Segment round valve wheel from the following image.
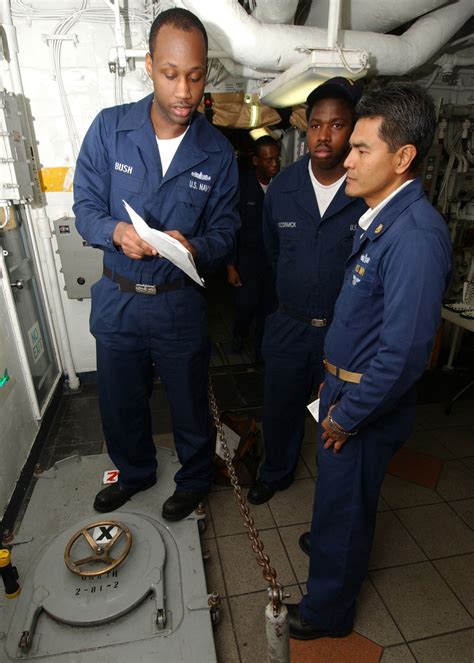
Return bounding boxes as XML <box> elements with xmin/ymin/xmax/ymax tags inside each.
<box><xmin>64</xmin><ymin>520</ymin><xmax>132</xmax><ymax>577</ymax></box>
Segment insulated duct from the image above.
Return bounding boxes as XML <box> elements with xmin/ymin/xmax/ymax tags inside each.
<box><xmin>175</xmin><ymin>0</ymin><xmax>473</xmax><ymax>76</ymax></box>
<box><xmin>305</xmin><ymin>0</ymin><xmax>454</xmax><ymax>34</ymax></box>
<box><xmin>252</xmin><ymin>0</ymin><xmax>298</xmax><ymax>25</ymax></box>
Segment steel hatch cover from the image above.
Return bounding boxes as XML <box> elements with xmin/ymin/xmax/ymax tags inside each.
<box><xmin>28</xmin><ymin>514</ymin><xmax>166</xmax><ymax>625</ymax></box>
<box><xmin>2</xmin><ymin>451</ymin><xmax>215</xmax><ymax>662</ymax></box>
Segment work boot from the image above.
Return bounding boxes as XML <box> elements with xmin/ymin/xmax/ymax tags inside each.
<box><xmin>93</xmin><ymin>477</ymin><xmax>156</xmax><ymax>512</ymax></box>
<box><xmin>247</xmin><ymin>480</ymin><xmax>275</xmax><ymax>505</ymax></box>
<box><xmin>287</xmin><ymin>604</ymin><xmax>352</xmax><ymax>640</ymax></box>
<box><xmin>298</xmin><ymin>531</ymin><xmax>310</xmax><ymax>556</ymax></box>
<box><xmin>162</xmin><ymin>490</ymin><xmax>206</xmax><ymax>521</ymax></box>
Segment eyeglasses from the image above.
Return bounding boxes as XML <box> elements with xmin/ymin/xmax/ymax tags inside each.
<box><xmin>261</xmin><ymin>156</ymin><xmax>281</xmax><ymax>164</ymax></box>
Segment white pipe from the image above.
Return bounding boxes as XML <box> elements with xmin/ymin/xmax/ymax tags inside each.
<box><xmin>35</xmin><ymin>208</ymin><xmax>80</xmax><ymax>390</ymax></box>
<box><xmin>21</xmin><ymin>202</ymin><xmax>63</xmax><ymax>387</ymax></box>
<box><xmin>0</xmin><ymin>0</ymin><xmax>80</xmax><ymax>391</ymax></box>
<box><xmin>327</xmin><ymin>0</ymin><xmax>342</xmax><ymax>49</ymax></box>
<box><xmin>103</xmin><ymin>0</ymin><xmax>126</xmax><ymax>72</ymax></box>
<box><xmin>305</xmin><ymin>0</ymin><xmax>451</xmax><ymax>33</ymax></box>
<box><xmin>436</xmin><ymin>54</ymin><xmax>474</xmax><ymax>68</ymax></box>
<box><xmin>252</xmin><ymin>0</ymin><xmax>298</xmax><ymax>25</ymax></box>
<box><xmin>220</xmin><ymin>58</ymin><xmax>277</xmax><ymax>80</ymax></box>
<box><xmin>176</xmin><ymin>0</ymin><xmax>473</xmax><ymax>75</ymax></box>
<box><xmin>108</xmin><ymin>47</ymin><xmax>230</xmax><ymax>63</ymax></box>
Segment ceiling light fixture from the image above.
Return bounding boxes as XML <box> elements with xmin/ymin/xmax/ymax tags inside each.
<box><xmin>259</xmin><ymin>48</ymin><xmax>369</xmax><ymax>108</ymax></box>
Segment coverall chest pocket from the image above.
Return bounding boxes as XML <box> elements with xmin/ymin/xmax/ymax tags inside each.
<box><xmin>111</xmin><ymin>170</ymin><xmax>144</xmax><ymax>194</ymax></box>
<box><xmin>277</xmin><ymin>224</ymin><xmax>300</xmax><ymax>248</ymax></box>
<box><xmin>169</xmin><ymin>184</ymin><xmax>208</xmax><ymax>234</ymax></box>
<box><xmin>277</xmin><ymin>225</ymin><xmax>301</xmax><ymax>269</ymax></box>
<box><xmin>176</xmin><ymin>182</ymin><xmax>210</xmax><ymax>208</ymax></box>
<box><xmin>334</xmin><ymin>265</ymin><xmax>376</xmax><ymax>327</ymax></box>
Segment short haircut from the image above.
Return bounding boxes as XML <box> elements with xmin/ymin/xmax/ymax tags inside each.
<box><xmin>355</xmin><ymin>82</ymin><xmax>436</xmax><ymax>171</ymax></box>
<box><xmin>253</xmin><ymin>136</ymin><xmax>280</xmax><ymax>156</ymax></box>
<box><xmin>148</xmin><ymin>8</ymin><xmax>208</xmax><ymax>57</ymax></box>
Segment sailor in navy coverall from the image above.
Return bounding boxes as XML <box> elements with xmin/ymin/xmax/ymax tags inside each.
<box><xmin>288</xmin><ymin>83</ymin><xmax>453</xmax><ymax>639</ymax></box>
<box><xmin>248</xmin><ymin>78</ymin><xmax>367</xmax><ymax>505</ymax></box>
<box><xmin>73</xmin><ymin>10</ymin><xmax>239</xmax><ymax>520</ymax></box>
<box><xmin>227</xmin><ymin>136</ymin><xmax>280</xmax><ymax>359</ymax></box>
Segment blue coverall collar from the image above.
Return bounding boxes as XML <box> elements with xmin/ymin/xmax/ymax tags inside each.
<box><xmin>115</xmin><ymin>94</ymin><xmax>221</xmax><ymax>185</ymax></box>
<box><xmin>280</xmin><ymin>154</ymin><xmax>358</xmax><ymax>222</ymax></box>
<box><xmin>350</xmin><ymin>178</ymin><xmax>424</xmax><ymax>257</ymax></box>
<box><xmin>364</xmin><ymin>178</ymin><xmax>424</xmax><ymax>242</ymax></box>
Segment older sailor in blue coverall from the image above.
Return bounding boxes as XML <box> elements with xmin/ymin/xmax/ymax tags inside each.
<box><xmin>287</xmin><ymin>83</ymin><xmax>453</xmax><ymax>640</ymax></box>
<box><xmin>73</xmin><ymin>9</ymin><xmax>239</xmax><ymax>521</ymax></box>
<box><xmin>227</xmin><ymin>136</ymin><xmax>280</xmax><ymax>361</ymax></box>
<box><xmin>248</xmin><ymin>78</ymin><xmax>367</xmax><ymax>505</ymax></box>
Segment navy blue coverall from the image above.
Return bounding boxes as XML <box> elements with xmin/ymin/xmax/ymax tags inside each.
<box><xmin>260</xmin><ymin>154</ymin><xmax>367</xmax><ymax>488</ymax></box>
<box><xmin>231</xmin><ymin>169</ymin><xmax>276</xmax><ymax>355</ymax></box>
<box><xmin>73</xmin><ymin>94</ymin><xmax>239</xmax><ymax>493</ymax></box>
<box><xmin>300</xmin><ymin>179</ymin><xmax>452</xmax><ymax>631</ymax></box>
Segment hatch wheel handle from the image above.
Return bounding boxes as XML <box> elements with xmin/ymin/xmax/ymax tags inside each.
<box><xmin>64</xmin><ymin>520</ymin><xmax>132</xmax><ymax>577</ymax></box>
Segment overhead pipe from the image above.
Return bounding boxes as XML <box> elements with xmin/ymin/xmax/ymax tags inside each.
<box><xmin>176</xmin><ymin>0</ymin><xmax>473</xmax><ymax>76</ymax></box>
<box><xmin>305</xmin><ymin>0</ymin><xmax>452</xmax><ymax>34</ymax></box>
<box><xmin>251</xmin><ymin>0</ymin><xmax>298</xmax><ymax>25</ymax></box>
<box><xmin>103</xmin><ymin>0</ymin><xmax>126</xmax><ymax>73</ymax></box>
<box><xmin>327</xmin><ymin>0</ymin><xmax>342</xmax><ymax>48</ymax></box>
<box><xmin>436</xmin><ymin>53</ymin><xmax>474</xmax><ymax>68</ymax></box>
<box><xmin>0</xmin><ymin>0</ymin><xmax>80</xmax><ymax>391</ymax></box>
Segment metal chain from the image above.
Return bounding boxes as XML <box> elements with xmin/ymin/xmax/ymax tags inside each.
<box><xmin>208</xmin><ymin>378</ymin><xmax>284</xmax><ymax>616</ymax></box>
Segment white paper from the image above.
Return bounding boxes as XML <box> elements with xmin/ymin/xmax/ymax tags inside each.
<box><xmin>307</xmin><ymin>397</ymin><xmax>320</xmax><ymax>422</ymax></box>
<box><xmin>215</xmin><ymin>423</ymin><xmax>241</xmax><ymax>461</ymax></box>
<box><xmin>122</xmin><ymin>199</ymin><xmax>205</xmax><ymax>287</ymax></box>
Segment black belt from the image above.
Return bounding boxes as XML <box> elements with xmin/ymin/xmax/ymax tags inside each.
<box><xmin>279</xmin><ymin>303</ymin><xmax>327</xmax><ymax>327</ymax></box>
<box><xmin>103</xmin><ymin>266</ymin><xmax>190</xmax><ymax>295</ymax></box>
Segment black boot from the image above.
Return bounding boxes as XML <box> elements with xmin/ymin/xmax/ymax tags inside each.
<box><xmin>287</xmin><ymin>604</ymin><xmax>352</xmax><ymax>640</ymax></box>
<box><xmin>298</xmin><ymin>531</ymin><xmax>310</xmax><ymax>556</ymax></box>
<box><xmin>162</xmin><ymin>491</ymin><xmax>206</xmax><ymax>521</ymax></box>
<box><xmin>93</xmin><ymin>477</ymin><xmax>156</xmax><ymax>512</ymax></box>
<box><xmin>247</xmin><ymin>480</ymin><xmax>276</xmax><ymax>505</ymax></box>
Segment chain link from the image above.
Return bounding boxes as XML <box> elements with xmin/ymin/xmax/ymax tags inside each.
<box><xmin>208</xmin><ymin>378</ymin><xmax>284</xmax><ymax>616</ymax></box>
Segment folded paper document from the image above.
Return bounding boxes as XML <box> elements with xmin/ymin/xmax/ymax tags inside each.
<box><xmin>307</xmin><ymin>397</ymin><xmax>320</xmax><ymax>423</ymax></box>
<box><xmin>123</xmin><ymin>199</ymin><xmax>205</xmax><ymax>287</ymax></box>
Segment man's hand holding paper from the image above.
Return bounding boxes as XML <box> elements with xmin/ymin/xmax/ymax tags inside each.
<box><xmin>113</xmin><ymin>221</ymin><xmax>158</xmax><ymax>259</ymax></box>
<box><xmin>122</xmin><ymin>200</ymin><xmax>204</xmax><ymax>286</ymax></box>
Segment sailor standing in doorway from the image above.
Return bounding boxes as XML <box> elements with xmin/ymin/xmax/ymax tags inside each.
<box><xmin>73</xmin><ymin>9</ymin><xmax>239</xmax><ymax>520</ymax></box>
<box><xmin>227</xmin><ymin>136</ymin><xmax>280</xmax><ymax>362</ymax></box>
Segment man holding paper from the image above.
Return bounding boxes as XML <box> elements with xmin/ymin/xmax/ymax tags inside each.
<box><xmin>73</xmin><ymin>8</ymin><xmax>239</xmax><ymax>520</ymax></box>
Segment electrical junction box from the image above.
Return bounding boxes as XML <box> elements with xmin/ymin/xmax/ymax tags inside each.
<box><xmin>1</xmin><ymin>449</ymin><xmax>218</xmax><ymax>662</ymax></box>
<box><xmin>53</xmin><ymin>217</ymin><xmax>102</xmax><ymax>299</ymax></box>
<box><xmin>0</xmin><ymin>91</ymin><xmax>34</xmax><ymax>202</ymax></box>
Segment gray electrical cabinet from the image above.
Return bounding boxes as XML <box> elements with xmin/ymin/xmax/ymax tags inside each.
<box><xmin>0</xmin><ymin>91</ymin><xmax>34</xmax><ymax>202</ymax></box>
<box><xmin>53</xmin><ymin>216</ymin><xmax>102</xmax><ymax>299</ymax></box>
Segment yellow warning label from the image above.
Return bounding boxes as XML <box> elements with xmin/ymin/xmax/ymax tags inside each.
<box><xmin>39</xmin><ymin>167</ymin><xmax>74</xmax><ymax>192</ymax></box>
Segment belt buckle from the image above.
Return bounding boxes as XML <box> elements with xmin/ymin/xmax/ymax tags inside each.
<box><xmin>135</xmin><ymin>283</ymin><xmax>156</xmax><ymax>295</ymax></box>
<box><xmin>311</xmin><ymin>318</ymin><xmax>326</xmax><ymax>328</ymax></box>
